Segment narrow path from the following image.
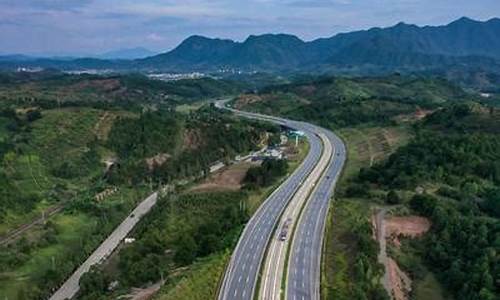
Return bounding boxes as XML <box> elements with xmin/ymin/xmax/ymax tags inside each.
<box><xmin>375</xmin><ymin>208</ymin><xmax>391</xmax><ymax>293</ymax></box>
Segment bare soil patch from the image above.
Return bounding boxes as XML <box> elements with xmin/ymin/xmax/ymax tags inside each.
<box><xmin>188</xmin><ymin>162</ymin><xmax>255</xmax><ymax>193</ymax></box>
<box><xmin>145</xmin><ymin>153</ymin><xmax>171</xmax><ymax>171</ymax></box>
<box><xmin>124</xmin><ymin>282</ymin><xmax>163</xmax><ymax>300</ymax></box>
<box><xmin>385</xmin><ymin>216</ymin><xmax>431</xmax><ymax>248</ymax></box>
<box><xmin>373</xmin><ymin>210</ymin><xmax>431</xmax><ymax>300</ymax></box>
<box><xmin>182</xmin><ymin>128</ymin><xmax>203</xmax><ymax>151</ymax></box>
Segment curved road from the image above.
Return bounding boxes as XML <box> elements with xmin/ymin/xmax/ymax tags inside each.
<box><xmin>216</xmin><ymin>100</ymin><xmax>323</xmax><ymax>300</ymax></box>
<box><xmin>260</xmin><ymin>132</ymin><xmax>332</xmax><ymax>300</ymax></box>
<box><xmin>216</xmin><ymin>101</ymin><xmax>346</xmax><ymax>300</ymax></box>
<box><xmin>286</xmin><ymin>129</ymin><xmax>346</xmax><ymax>300</ymax></box>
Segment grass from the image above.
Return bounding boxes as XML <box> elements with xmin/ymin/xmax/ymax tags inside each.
<box><xmin>336</xmin><ymin>125</ymin><xmax>411</xmax><ymax>182</ymax></box>
<box><xmin>0</xmin><ymin>186</ymin><xmax>149</xmax><ymax>299</ymax></box>
<box><xmin>154</xmin><ymin>252</ymin><xmax>230</xmax><ymax>300</ymax></box>
<box><xmin>175</xmin><ymin>101</ymin><xmax>210</xmax><ymax>114</ymax></box>
<box><xmin>414</xmin><ymin>272</ymin><xmax>448</xmax><ymax>300</ymax></box>
<box><xmin>0</xmin><ymin>212</ymin><xmax>94</xmax><ymax>300</ymax></box>
<box><xmin>0</xmin><ymin>107</ymin><xmax>135</xmax><ymax>236</ymax></box>
<box><xmin>323</xmin><ymin>200</ymin><xmax>372</xmax><ymax>300</ymax></box>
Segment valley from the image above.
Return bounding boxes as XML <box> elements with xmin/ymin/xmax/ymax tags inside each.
<box><xmin>1</xmin><ymin>11</ymin><xmax>500</xmax><ymax>300</ymax></box>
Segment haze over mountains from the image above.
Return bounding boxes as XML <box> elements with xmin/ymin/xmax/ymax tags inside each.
<box><xmin>2</xmin><ymin>17</ymin><xmax>500</xmax><ymax>74</ymax></box>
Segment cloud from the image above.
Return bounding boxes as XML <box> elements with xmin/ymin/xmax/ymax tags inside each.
<box><xmin>1</xmin><ymin>0</ymin><xmax>94</xmax><ymax>12</ymax></box>
<box><xmin>147</xmin><ymin>33</ymin><xmax>165</xmax><ymax>42</ymax></box>
<box><xmin>0</xmin><ymin>0</ymin><xmax>499</xmax><ymax>55</ymax></box>
<box><xmin>286</xmin><ymin>0</ymin><xmax>351</xmax><ymax>7</ymax></box>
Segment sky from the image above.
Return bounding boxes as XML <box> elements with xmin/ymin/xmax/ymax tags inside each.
<box><xmin>1</xmin><ymin>0</ymin><xmax>499</xmax><ymax>56</ymax></box>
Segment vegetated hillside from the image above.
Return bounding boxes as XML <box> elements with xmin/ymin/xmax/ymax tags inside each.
<box><xmin>234</xmin><ymin>75</ymin><xmax>475</xmax><ymax>128</ymax></box>
<box><xmin>350</xmin><ymin>104</ymin><xmax>500</xmax><ymax>299</ymax></box>
<box><xmin>139</xmin><ymin>17</ymin><xmax>500</xmax><ymax>72</ymax></box>
<box><xmin>0</xmin><ymin>71</ymin><xmax>244</xmax><ymax>109</ymax></box>
<box><xmin>3</xmin><ymin>17</ymin><xmax>500</xmax><ymax>75</ymax></box>
<box><xmin>0</xmin><ymin>78</ymin><xmax>271</xmax><ymax>299</ymax></box>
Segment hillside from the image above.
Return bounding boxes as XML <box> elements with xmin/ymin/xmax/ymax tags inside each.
<box><xmin>0</xmin><ymin>71</ymin><xmax>244</xmax><ymax>109</ymax></box>
<box><xmin>2</xmin><ymin>17</ymin><xmax>500</xmax><ymax>76</ymax></box>
<box><xmin>139</xmin><ymin>17</ymin><xmax>500</xmax><ymax>73</ymax></box>
<box><xmin>233</xmin><ymin>76</ymin><xmax>476</xmax><ymax>128</ymax></box>
<box><xmin>232</xmin><ymin>75</ymin><xmax>500</xmax><ymax>300</ymax></box>
<box><xmin>352</xmin><ymin>104</ymin><xmax>500</xmax><ymax>299</ymax></box>
<box><xmin>0</xmin><ymin>74</ymin><xmax>272</xmax><ymax>299</ymax></box>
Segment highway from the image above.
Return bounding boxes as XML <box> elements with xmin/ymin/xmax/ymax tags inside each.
<box><xmin>49</xmin><ymin>192</ymin><xmax>159</xmax><ymax>300</ymax></box>
<box><xmin>216</xmin><ymin>100</ymin><xmax>346</xmax><ymax>300</ymax></box>
<box><xmin>286</xmin><ymin>129</ymin><xmax>346</xmax><ymax>300</ymax></box>
<box><xmin>216</xmin><ymin>101</ymin><xmax>323</xmax><ymax>300</ymax></box>
<box><xmin>259</xmin><ymin>132</ymin><xmax>332</xmax><ymax>300</ymax></box>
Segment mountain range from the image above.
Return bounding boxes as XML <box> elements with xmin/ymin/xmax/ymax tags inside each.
<box><xmin>2</xmin><ymin>17</ymin><xmax>500</xmax><ymax>74</ymax></box>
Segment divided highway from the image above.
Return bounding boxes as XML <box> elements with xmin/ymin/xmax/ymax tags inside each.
<box><xmin>259</xmin><ymin>132</ymin><xmax>332</xmax><ymax>300</ymax></box>
<box><xmin>216</xmin><ymin>100</ymin><xmax>323</xmax><ymax>300</ymax></box>
<box><xmin>286</xmin><ymin>129</ymin><xmax>346</xmax><ymax>300</ymax></box>
<box><xmin>216</xmin><ymin>100</ymin><xmax>346</xmax><ymax>300</ymax></box>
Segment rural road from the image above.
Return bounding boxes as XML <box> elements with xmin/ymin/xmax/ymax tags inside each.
<box><xmin>49</xmin><ymin>192</ymin><xmax>159</xmax><ymax>300</ymax></box>
<box><xmin>216</xmin><ymin>100</ymin><xmax>346</xmax><ymax>300</ymax></box>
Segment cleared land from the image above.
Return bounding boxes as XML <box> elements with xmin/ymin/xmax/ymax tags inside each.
<box><xmin>188</xmin><ymin>162</ymin><xmax>255</xmax><ymax>193</ymax></box>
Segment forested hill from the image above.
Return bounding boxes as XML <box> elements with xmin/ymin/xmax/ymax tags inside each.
<box><xmin>232</xmin><ymin>76</ymin><xmax>478</xmax><ymax>128</ymax></box>
<box><xmin>141</xmin><ymin>17</ymin><xmax>500</xmax><ymax>72</ymax></box>
<box><xmin>2</xmin><ymin>17</ymin><xmax>500</xmax><ymax>75</ymax></box>
<box><xmin>354</xmin><ymin>103</ymin><xmax>500</xmax><ymax>299</ymax></box>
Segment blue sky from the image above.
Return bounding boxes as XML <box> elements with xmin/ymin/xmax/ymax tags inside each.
<box><xmin>1</xmin><ymin>0</ymin><xmax>499</xmax><ymax>56</ymax></box>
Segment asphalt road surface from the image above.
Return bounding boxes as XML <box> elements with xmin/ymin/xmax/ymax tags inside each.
<box><xmin>286</xmin><ymin>129</ymin><xmax>346</xmax><ymax>300</ymax></box>
<box><xmin>216</xmin><ymin>101</ymin><xmax>323</xmax><ymax>300</ymax></box>
<box><xmin>49</xmin><ymin>192</ymin><xmax>159</xmax><ymax>300</ymax></box>
<box><xmin>259</xmin><ymin>132</ymin><xmax>333</xmax><ymax>300</ymax></box>
<box><xmin>216</xmin><ymin>100</ymin><xmax>346</xmax><ymax>300</ymax></box>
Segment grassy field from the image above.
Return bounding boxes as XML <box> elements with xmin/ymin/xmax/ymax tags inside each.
<box><xmin>175</xmin><ymin>100</ymin><xmax>211</xmax><ymax>114</ymax></box>
<box><xmin>336</xmin><ymin>125</ymin><xmax>411</xmax><ymax>181</ymax></box>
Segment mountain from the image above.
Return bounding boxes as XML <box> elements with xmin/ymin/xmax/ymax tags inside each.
<box><xmin>2</xmin><ymin>17</ymin><xmax>500</xmax><ymax>74</ymax></box>
<box><xmin>139</xmin><ymin>17</ymin><xmax>500</xmax><ymax>72</ymax></box>
<box><xmin>138</xmin><ymin>34</ymin><xmax>308</xmax><ymax>70</ymax></box>
<box><xmin>98</xmin><ymin>47</ymin><xmax>157</xmax><ymax>60</ymax></box>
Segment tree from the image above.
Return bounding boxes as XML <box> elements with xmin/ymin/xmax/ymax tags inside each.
<box><xmin>174</xmin><ymin>234</ymin><xmax>198</xmax><ymax>265</ymax></box>
<box><xmin>386</xmin><ymin>190</ymin><xmax>402</xmax><ymax>205</ymax></box>
<box><xmin>410</xmin><ymin>194</ymin><xmax>437</xmax><ymax>216</ymax></box>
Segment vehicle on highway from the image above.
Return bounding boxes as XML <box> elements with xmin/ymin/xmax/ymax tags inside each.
<box><xmin>279</xmin><ymin>218</ymin><xmax>292</xmax><ymax>241</ymax></box>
